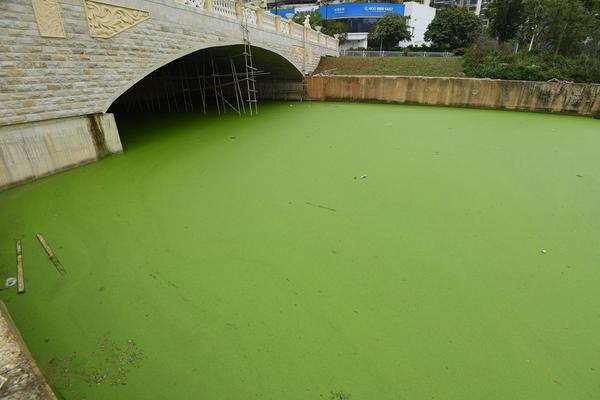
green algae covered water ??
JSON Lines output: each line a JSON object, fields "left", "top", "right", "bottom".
{"left": 1, "top": 102, "right": 600, "bottom": 400}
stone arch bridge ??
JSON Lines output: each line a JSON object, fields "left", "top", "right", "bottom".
{"left": 0, "top": 0, "right": 339, "bottom": 188}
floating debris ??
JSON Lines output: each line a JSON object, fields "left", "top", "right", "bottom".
{"left": 36, "top": 234, "right": 66, "bottom": 274}
{"left": 46, "top": 334, "right": 144, "bottom": 398}
{"left": 5, "top": 277, "right": 17, "bottom": 288}
{"left": 16, "top": 240, "right": 24, "bottom": 294}
{"left": 541, "top": 249, "right": 547, "bottom": 254}
{"left": 330, "top": 391, "right": 349, "bottom": 400}
{"left": 360, "top": 174, "right": 367, "bottom": 179}
{"left": 305, "top": 202, "right": 336, "bottom": 212}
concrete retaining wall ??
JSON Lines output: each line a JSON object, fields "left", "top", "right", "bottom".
{"left": 0, "top": 113, "right": 122, "bottom": 189}
{"left": 307, "top": 75, "right": 600, "bottom": 117}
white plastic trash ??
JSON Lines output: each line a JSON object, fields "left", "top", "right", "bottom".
{"left": 5, "top": 277, "right": 17, "bottom": 288}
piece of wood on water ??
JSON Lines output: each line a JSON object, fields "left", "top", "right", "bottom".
{"left": 35, "top": 234, "right": 66, "bottom": 274}
{"left": 16, "top": 240, "right": 24, "bottom": 294}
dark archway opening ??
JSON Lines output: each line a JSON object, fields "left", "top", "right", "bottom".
{"left": 107, "top": 45, "right": 304, "bottom": 119}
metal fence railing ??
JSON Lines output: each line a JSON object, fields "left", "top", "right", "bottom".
{"left": 340, "top": 50, "right": 454, "bottom": 57}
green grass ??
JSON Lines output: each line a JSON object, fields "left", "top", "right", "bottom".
{"left": 314, "top": 56, "right": 465, "bottom": 77}
{"left": 1, "top": 102, "right": 600, "bottom": 399}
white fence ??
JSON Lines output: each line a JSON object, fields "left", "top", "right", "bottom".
{"left": 179, "top": 0, "right": 338, "bottom": 50}
{"left": 212, "top": 0, "right": 237, "bottom": 19}
{"left": 340, "top": 50, "right": 454, "bottom": 57}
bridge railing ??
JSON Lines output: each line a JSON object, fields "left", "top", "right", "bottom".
{"left": 179, "top": 0, "right": 339, "bottom": 51}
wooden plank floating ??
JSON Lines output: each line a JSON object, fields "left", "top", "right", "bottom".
{"left": 36, "top": 234, "right": 66, "bottom": 275}
{"left": 16, "top": 240, "right": 24, "bottom": 294}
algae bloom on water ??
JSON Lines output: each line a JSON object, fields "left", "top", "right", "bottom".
{"left": 1, "top": 102, "right": 600, "bottom": 400}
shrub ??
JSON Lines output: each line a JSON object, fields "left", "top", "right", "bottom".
{"left": 463, "top": 47, "right": 600, "bottom": 83}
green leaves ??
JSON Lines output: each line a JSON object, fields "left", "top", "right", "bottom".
{"left": 368, "top": 13, "right": 412, "bottom": 50}
{"left": 489, "top": 0, "right": 598, "bottom": 56}
{"left": 463, "top": 49, "right": 600, "bottom": 82}
{"left": 424, "top": 7, "right": 483, "bottom": 51}
{"left": 291, "top": 10, "right": 323, "bottom": 28}
{"left": 486, "top": 0, "right": 525, "bottom": 43}
{"left": 291, "top": 10, "right": 348, "bottom": 42}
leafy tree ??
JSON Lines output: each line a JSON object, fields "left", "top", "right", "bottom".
{"left": 291, "top": 11, "right": 322, "bottom": 28}
{"left": 368, "top": 13, "right": 412, "bottom": 50}
{"left": 465, "top": 0, "right": 600, "bottom": 82}
{"left": 520, "top": 0, "right": 593, "bottom": 55}
{"left": 291, "top": 10, "right": 348, "bottom": 42}
{"left": 519, "top": 0, "right": 546, "bottom": 51}
{"left": 582, "top": 0, "right": 600, "bottom": 57}
{"left": 321, "top": 20, "right": 348, "bottom": 40}
{"left": 424, "top": 7, "right": 483, "bottom": 50}
{"left": 542, "top": 0, "right": 593, "bottom": 55}
{"left": 486, "top": 0, "right": 525, "bottom": 43}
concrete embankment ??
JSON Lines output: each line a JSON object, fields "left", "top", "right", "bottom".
{"left": 0, "top": 114, "right": 122, "bottom": 190}
{"left": 307, "top": 75, "right": 600, "bottom": 117}
{"left": 0, "top": 301, "right": 57, "bottom": 399}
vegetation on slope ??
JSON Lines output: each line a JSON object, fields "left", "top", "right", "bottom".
{"left": 313, "top": 56, "right": 465, "bottom": 77}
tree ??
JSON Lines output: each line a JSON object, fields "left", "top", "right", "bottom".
{"left": 321, "top": 20, "right": 348, "bottom": 40}
{"left": 291, "top": 10, "right": 348, "bottom": 42}
{"left": 542, "top": 0, "right": 593, "bottom": 55}
{"left": 520, "top": 0, "right": 545, "bottom": 51}
{"left": 368, "top": 13, "right": 412, "bottom": 50}
{"left": 486, "top": 0, "right": 525, "bottom": 43}
{"left": 520, "top": 0, "right": 593, "bottom": 55}
{"left": 424, "top": 7, "right": 483, "bottom": 50}
{"left": 582, "top": 0, "right": 600, "bottom": 57}
{"left": 291, "top": 11, "right": 322, "bottom": 29}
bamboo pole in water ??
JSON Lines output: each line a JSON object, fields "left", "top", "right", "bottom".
{"left": 16, "top": 240, "right": 24, "bottom": 294}
{"left": 36, "top": 234, "right": 66, "bottom": 275}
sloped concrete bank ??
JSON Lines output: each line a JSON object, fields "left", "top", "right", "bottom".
{"left": 0, "top": 301, "right": 57, "bottom": 400}
{"left": 306, "top": 75, "right": 600, "bottom": 117}
{"left": 0, "top": 114, "right": 122, "bottom": 190}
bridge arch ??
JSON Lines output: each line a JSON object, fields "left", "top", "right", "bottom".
{"left": 103, "top": 42, "right": 304, "bottom": 113}
{"left": 106, "top": 43, "right": 306, "bottom": 116}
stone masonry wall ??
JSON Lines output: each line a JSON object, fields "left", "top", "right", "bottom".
{"left": 0, "top": 0, "right": 338, "bottom": 127}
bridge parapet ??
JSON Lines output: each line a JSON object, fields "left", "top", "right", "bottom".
{"left": 178, "top": 0, "right": 338, "bottom": 51}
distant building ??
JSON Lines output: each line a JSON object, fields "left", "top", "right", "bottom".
{"left": 430, "top": 0, "right": 488, "bottom": 16}
{"left": 269, "top": 1, "right": 436, "bottom": 49}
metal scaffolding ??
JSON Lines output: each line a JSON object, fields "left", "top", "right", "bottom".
{"left": 117, "top": 6, "right": 267, "bottom": 117}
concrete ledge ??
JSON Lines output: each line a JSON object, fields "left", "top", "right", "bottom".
{"left": 306, "top": 75, "right": 600, "bottom": 117}
{"left": 0, "top": 301, "right": 57, "bottom": 400}
{"left": 0, "top": 114, "right": 123, "bottom": 190}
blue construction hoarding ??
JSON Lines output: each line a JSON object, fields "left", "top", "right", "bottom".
{"left": 320, "top": 3, "right": 404, "bottom": 19}
{"left": 270, "top": 3, "right": 405, "bottom": 19}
